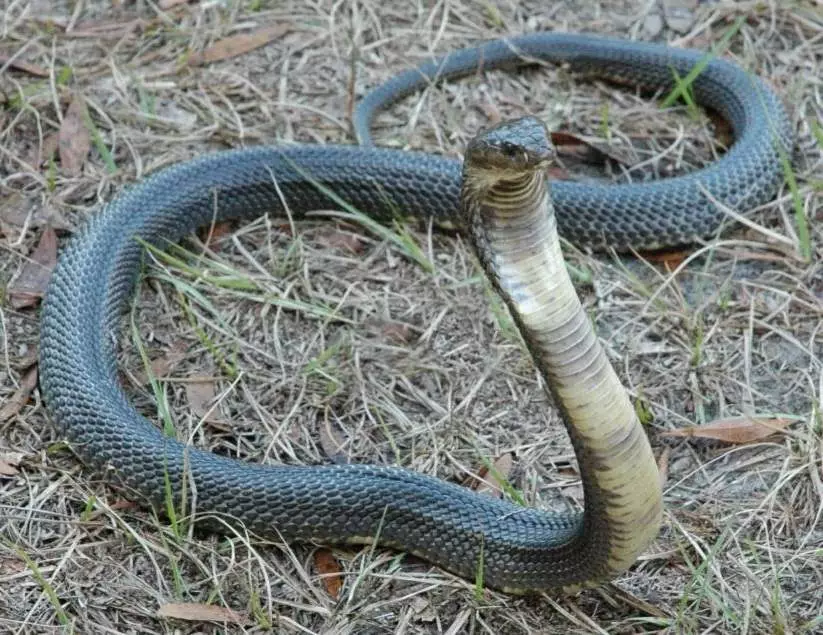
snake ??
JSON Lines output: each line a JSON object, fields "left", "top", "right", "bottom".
{"left": 38, "top": 33, "right": 793, "bottom": 593}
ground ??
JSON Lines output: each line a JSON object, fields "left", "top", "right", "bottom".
{"left": 1, "top": 1, "right": 821, "bottom": 633}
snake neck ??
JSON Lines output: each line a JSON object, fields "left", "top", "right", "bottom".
{"left": 462, "top": 169, "right": 662, "bottom": 585}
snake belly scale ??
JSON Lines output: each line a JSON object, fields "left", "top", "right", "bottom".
{"left": 38, "top": 33, "right": 792, "bottom": 592}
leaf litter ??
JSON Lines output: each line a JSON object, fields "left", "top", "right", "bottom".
{"left": 1, "top": 2, "right": 821, "bottom": 633}
{"left": 8, "top": 227, "right": 57, "bottom": 308}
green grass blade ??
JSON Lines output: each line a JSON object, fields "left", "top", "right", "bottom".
{"left": 661, "top": 15, "right": 745, "bottom": 109}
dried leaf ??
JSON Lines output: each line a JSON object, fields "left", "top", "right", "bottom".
{"left": 473, "top": 452, "right": 514, "bottom": 497}
{"left": 59, "top": 96, "right": 91, "bottom": 176}
{"left": 662, "top": 416, "right": 794, "bottom": 444}
{"left": 274, "top": 222, "right": 294, "bottom": 237}
{"left": 157, "top": 602, "right": 247, "bottom": 624}
{"left": 186, "top": 379, "right": 219, "bottom": 421}
{"left": 0, "top": 191, "right": 33, "bottom": 231}
{"left": 158, "top": 0, "right": 190, "bottom": 8}
{"left": 318, "top": 418, "right": 348, "bottom": 463}
{"left": 68, "top": 19, "right": 143, "bottom": 39}
{"left": 657, "top": 446, "right": 670, "bottom": 489}
{"left": 550, "top": 130, "right": 586, "bottom": 148}
{"left": 110, "top": 499, "right": 138, "bottom": 511}
{"left": 381, "top": 321, "right": 414, "bottom": 344}
{"left": 133, "top": 341, "right": 188, "bottom": 384}
{"left": 411, "top": 595, "right": 437, "bottom": 621}
{"left": 8, "top": 227, "right": 58, "bottom": 308}
{"left": 551, "top": 131, "right": 637, "bottom": 168}
{"left": 314, "top": 549, "right": 343, "bottom": 599}
{"left": 0, "top": 189, "right": 70, "bottom": 234}
{"left": 32, "top": 133, "right": 60, "bottom": 169}
{"left": 0, "top": 366, "right": 38, "bottom": 421}
{"left": 198, "top": 221, "right": 234, "bottom": 249}
{"left": 0, "top": 557, "right": 26, "bottom": 575}
{"left": 488, "top": 452, "right": 514, "bottom": 487}
{"left": 546, "top": 165, "right": 571, "bottom": 180}
{"left": 12, "top": 349, "right": 39, "bottom": 370}
{"left": 642, "top": 249, "right": 691, "bottom": 270}
{"left": 0, "top": 458, "right": 20, "bottom": 476}
{"left": 478, "top": 101, "right": 502, "bottom": 125}
{"left": 316, "top": 227, "right": 365, "bottom": 254}
{"left": 0, "top": 54, "right": 48, "bottom": 77}
{"left": 188, "top": 24, "right": 291, "bottom": 66}
{"left": 709, "top": 112, "right": 733, "bottom": 147}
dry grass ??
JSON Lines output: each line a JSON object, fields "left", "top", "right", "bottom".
{"left": 1, "top": 1, "right": 822, "bottom": 633}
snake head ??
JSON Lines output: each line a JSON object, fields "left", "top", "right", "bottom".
{"left": 464, "top": 116, "right": 556, "bottom": 177}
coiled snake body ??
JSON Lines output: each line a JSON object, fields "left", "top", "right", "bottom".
{"left": 39, "top": 33, "right": 792, "bottom": 592}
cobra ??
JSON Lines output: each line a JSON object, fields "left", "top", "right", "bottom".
{"left": 39, "top": 33, "right": 792, "bottom": 593}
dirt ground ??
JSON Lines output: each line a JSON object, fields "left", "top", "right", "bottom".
{"left": 1, "top": 1, "right": 821, "bottom": 633}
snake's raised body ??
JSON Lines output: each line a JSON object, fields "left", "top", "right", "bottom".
{"left": 39, "top": 33, "right": 792, "bottom": 592}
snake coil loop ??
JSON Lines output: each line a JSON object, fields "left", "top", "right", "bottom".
{"left": 39, "top": 33, "right": 792, "bottom": 592}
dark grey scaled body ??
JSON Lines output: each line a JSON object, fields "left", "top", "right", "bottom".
{"left": 39, "top": 33, "right": 793, "bottom": 592}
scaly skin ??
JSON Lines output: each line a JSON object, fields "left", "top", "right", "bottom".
{"left": 461, "top": 117, "right": 661, "bottom": 589}
{"left": 39, "top": 33, "right": 791, "bottom": 592}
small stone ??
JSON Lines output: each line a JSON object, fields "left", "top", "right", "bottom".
{"left": 662, "top": 0, "right": 697, "bottom": 34}
{"left": 643, "top": 12, "right": 664, "bottom": 38}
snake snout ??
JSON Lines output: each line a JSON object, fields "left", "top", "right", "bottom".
{"left": 465, "top": 116, "right": 556, "bottom": 174}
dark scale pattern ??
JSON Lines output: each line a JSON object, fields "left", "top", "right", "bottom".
{"left": 40, "top": 33, "right": 793, "bottom": 592}
{"left": 357, "top": 32, "right": 793, "bottom": 250}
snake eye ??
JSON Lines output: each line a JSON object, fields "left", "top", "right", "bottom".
{"left": 498, "top": 143, "right": 521, "bottom": 161}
